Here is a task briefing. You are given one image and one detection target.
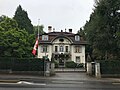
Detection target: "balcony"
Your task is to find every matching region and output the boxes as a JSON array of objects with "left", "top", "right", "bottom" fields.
[{"left": 53, "top": 51, "right": 70, "bottom": 55}]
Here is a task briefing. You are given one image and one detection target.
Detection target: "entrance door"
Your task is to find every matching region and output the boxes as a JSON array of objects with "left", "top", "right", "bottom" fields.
[
  {"left": 59, "top": 53, "right": 65, "bottom": 67},
  {"left": 54, "top": 54, "right": 65, "bottom": 67},
  {"left": 59, "top": 58, "right": 64, "bottom": 67}
]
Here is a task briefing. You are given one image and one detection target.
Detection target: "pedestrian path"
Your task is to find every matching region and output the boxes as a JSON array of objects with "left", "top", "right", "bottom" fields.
[
  {"left": 48, "top": 72, "right": 120, "bottom": 83},
  {"left": 0, "top": 72, "right": 120, "bottom": 83},
  {"left": 55, "top": 68, "right": 86, "bottom": 72}
]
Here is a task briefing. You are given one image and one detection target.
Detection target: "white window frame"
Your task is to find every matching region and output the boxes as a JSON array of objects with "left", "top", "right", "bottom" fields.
[
  {"left": 59, "top": 45, "right": 64, "bottom": 52},
  {"left": 75, "top": 35, "right": 80, "bottom": 41},
  {"left": 65, "top": 46, "right": 68, "bottom": 52},
  {"left": 41, "top": 46, "right": 48, "bottom": 53},
  {"left": 76, "top": 56, "right": 80, "bottom": 63},
  {"left": 75, "top": 46, "right": 82, "bottom": 53},
  {"left": 42, "top": 35, "right": 48, "bottom": 41},
  {"left": 55, "top": 46, "right": 58, "bottom": 52}
]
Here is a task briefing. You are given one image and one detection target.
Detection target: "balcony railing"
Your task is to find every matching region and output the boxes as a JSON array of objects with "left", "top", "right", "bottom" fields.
[{"left": 53, "top": 51, "right": 70, "bottom": 55}]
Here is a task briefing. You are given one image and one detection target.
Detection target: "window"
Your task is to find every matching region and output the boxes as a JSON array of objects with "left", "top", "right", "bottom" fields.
[
  {"left": 59, "top": 38, "right": 64, "bottom": 42},
  {"left": 55, "top": 46, "right": 58, "bottom": 52},
  {"left": 75, "top": 35, "right": 80, "bottom": 41},
  {"left": 60, "top": 45, "right": 64, "bottom": 52},
  {"left": 76, "top": 56, "right": 80, "bottom": 63},
  {"left": 41, "top": 46, "right": 48, "bottom": 53},
  {"left": 75, "top": 46, "right": 82, "bottom": 53},
  {"left": 65, "top": 46, "right": 68, "bottom": 52},
  {"left": 42, "top": 35, "right": 48, "bottom": 41}
]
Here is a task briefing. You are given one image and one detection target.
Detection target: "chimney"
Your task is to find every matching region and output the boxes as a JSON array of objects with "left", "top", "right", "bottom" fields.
[
  {"left": 69, "top": 29, "right": 72, "bottom": 33},
  {"left": 53, "top": 28, "right": 55, "bottom": 32},
  {"left": 65, "top": 28, "right": 66, "bottom": 32},
  {"left": 48, "top": 26, "right": 52, "bottom": 32}
]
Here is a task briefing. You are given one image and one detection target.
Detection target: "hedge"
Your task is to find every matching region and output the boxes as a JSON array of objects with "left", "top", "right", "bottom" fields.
[
  {"left": 65, "top": 61, "right": 84, "bottom": 68},
  {"left": 0, "top": 58, "right": 44, "bottom": 71},
  {"left": 97, "top": 60, "right": 120, "bottom": 74}
]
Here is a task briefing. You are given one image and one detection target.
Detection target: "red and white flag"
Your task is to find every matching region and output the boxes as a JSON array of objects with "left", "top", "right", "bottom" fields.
[{"left": 32, "top": 38, "right": 38, "bottom": 55}]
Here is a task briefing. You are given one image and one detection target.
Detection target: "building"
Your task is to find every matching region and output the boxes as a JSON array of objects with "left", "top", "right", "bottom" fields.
[{"left": 38, "top": 26, "right": 87, "bottom": 67}]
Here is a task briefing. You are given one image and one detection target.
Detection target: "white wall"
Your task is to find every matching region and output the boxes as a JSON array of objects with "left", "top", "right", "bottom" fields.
[
  {"left": 71, "top": 45, "right": 85, "bottom": 64},
  {"left": 38, "top": 38, "right": 86, "bottom": 64},
  {"left": 38, "top": 45, "right": 52, "bottom": 60},
  {"left": 52, "top": 38, "right": 71, "bottom": 53}
]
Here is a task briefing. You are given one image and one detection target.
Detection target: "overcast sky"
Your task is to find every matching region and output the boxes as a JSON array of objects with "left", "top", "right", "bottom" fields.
[{"left": 0, "top": 0, "right": 94, "bottom": 33}]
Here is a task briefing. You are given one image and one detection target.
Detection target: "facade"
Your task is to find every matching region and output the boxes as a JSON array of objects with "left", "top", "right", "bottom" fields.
[{"left": 38, "top": 28, "right": 87, "bottom": 67}]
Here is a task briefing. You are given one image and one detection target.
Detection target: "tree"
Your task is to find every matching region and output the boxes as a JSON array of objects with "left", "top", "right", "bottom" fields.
[
  {"left": 77, "top": 28, "right": 86, "bottom": 40},
  {"left": 84, "top": 0, "right": 120, "bottom": 60},
  {"left": 0, "top": 16, "right": 33, "bottom": 58},
  {"left": 33, "top": 25, "right": 44, "bottom": 36},
  {"left": 13, "top": 5, "right": 33, "bottom": 34}
]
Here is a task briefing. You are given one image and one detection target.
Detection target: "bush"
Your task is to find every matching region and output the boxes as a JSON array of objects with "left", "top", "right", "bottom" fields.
[
  {"left": 0, "top": 57, "right": 44, "bottom": 71},
  {"left": 97, "top": 60, "right": 120, "bottom": 74},
  {"left": 76, "top": 63, "right": 84, "bottom": 68},
  {"left": 65, "top": 61, "right": 77, "bottom": 68},
  {"left": 54, "top": 61, "right": 59, "bottom": 68}
]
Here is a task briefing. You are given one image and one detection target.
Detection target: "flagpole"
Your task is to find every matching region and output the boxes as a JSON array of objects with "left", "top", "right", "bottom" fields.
[
  {"left": 38, "top": 19, "right": 40, "bottom": 39},
  {"left": 32, "top": 19, "right": 40, "bottom": 56},
  {"left": 37, "top": 19, "right": 40, "bottom": 58}
]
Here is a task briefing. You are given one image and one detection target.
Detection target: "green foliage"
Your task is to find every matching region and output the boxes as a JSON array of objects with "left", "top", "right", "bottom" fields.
[
  {"left": 98, "top": 60, "right": 120, "bottom": 74},
  {"left": 76, "top": 63, "right": 84, "bottom": 68},
  {"left": 77, "top": 28, "right": 86, "bottom": 40},
  {"left": 0, "top": 5, "right": 43, "bottom": 58},
  {"left": 84, "top": 0, "right": 120, "bottom": 60},
  {"left": 33, "top": 25, "right": 44, "bottom": 35},
  {"left": 65, "top": 61, "right": 84, "bottom": 68},
  {"left": 0, "top": 58, "right": 44, "bottom": 71},
  {"left": 13, "top": 5, "right": 33, "bottom": 34},
  {"left": 54, "top": 61, "right": 59, "bottom": 68},
  {"left": 0, "top": 16, "right": 33, "bottom": 58},
  {"left": 65, "top": 61, "right": 77, "bottom": 68},
  {"left": 13, "top": 5, "right": 42, "bottom": 58}
]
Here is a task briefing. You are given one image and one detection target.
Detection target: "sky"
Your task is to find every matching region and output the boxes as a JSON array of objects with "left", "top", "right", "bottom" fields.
[{"left": 0, "top": 0, "right": 94, "bottom": 33}]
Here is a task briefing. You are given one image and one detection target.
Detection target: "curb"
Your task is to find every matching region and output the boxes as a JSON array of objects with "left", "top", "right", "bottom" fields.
[
  {"left": 55, "top": 71, "right": 86, "bottom": 73},
  {"left": 0, "top": 80, "right": 20, "bottom": 83}
]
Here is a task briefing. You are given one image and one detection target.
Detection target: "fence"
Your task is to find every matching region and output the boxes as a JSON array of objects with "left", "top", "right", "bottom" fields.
[
  {"left": 87, "top": 60, "right": 120, "bottom": 78},
  {"left": 99, "top": 60, "right": 120, "bottom": 74},
  {"left": 0, "top": 58, "right": 44, "bottom": 72}
]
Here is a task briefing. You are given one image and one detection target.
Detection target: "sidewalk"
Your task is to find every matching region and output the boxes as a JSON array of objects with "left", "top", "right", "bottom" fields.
[
  {"left": 49, "top": 72, "right": 120, "bottom": 82},
  {"left": 55, "top": 68, "right": 86, "bottom": 72},
  {"left": 0, "top": 72, "right": 120, "bottom": 83}
]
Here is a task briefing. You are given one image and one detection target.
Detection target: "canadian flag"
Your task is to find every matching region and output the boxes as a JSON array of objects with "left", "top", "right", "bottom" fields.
[{"left": 32, "top": 38, "right": 38, "bottom": 55}]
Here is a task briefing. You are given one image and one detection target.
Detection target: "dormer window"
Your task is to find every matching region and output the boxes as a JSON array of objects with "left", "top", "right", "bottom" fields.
[
  {"left": 75, "top": 35, "right": 80, "bottom": 41},
  {"left": 42, "top": 35, "right": 48, "bottom": 41}
]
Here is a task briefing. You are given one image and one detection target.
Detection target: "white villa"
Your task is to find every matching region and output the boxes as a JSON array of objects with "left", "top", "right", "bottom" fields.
[{"left": 38, "top": 26, "right": 87, "bottom": 67}]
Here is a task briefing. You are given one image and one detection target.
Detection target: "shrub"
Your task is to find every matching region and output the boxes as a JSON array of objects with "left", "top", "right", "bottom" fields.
[
  {"left": 97, "top": 60, "right": 120, "bottom": 74},
  {"left": 76, "top": 63, "right": 84, "bottom": 68},
  {"left": 0, "top": 57, "right": 44, "bottom": 71},
  {"left": 65, "top": 61, "right": 77, "bottom": 68},
  {"left": 54, "top": 61, "right": 59, "bottom": 68}
]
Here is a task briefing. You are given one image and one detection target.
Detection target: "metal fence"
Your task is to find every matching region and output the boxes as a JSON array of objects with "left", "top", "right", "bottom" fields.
[
  {"left": 0, "top": 58, "right": 44, "bottom": 71},
  {"left": 99, "top": 60, "right": 120, "bottom": 74}
]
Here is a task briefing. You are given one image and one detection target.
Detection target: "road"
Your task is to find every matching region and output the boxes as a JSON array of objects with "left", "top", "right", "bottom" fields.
[{"left": 0, "top": 72, "right": 120, "bottom": 90}]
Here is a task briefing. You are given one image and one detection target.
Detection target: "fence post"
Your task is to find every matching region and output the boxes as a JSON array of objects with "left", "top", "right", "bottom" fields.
[
  {"left": 91, "top": 62, "right": 95, "bottom": 76},
  {"left": 95, "top": 62, "right": 101, "bottom": 78},
  {"left": 86, "top": 62, "right": 92, "bottom": 75},
  {"left": 50, "top": 62, "right": 55, "bottom": 75},
  {"left": 45, "top": 61, "right": 50, "bottom": 76}
]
